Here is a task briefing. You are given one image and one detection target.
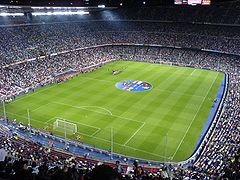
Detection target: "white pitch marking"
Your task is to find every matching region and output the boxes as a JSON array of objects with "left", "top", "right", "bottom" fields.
[
  {"left": 190, "top": 69, "right": 196, "bottom": 76},
  {"left": 14, "top": 84, "right": 56, "bottom": 103},
  {"left": 53, "top": 101, "right": 143, "bottom": 123},
  {"left": 80, "top": 77, "right": 113, "bottom": 83},
  {"left": 6, "top": 112, "right": 48, "bottom": 125},
  {"left": 91, "top": 128, "right": 101, "bottom": 137},
  {"left": 171, "top": 74, "right": 219, "bottom": 159},
  {"left": 80, "top": 106, "right": 113, "bottom": 115},
  {"left": 152, "top": 88, "right": 205, "bottom": 98},
  {"left": 53, "top": 101, "right": 113, "bottom": 116},
  {"left": 45, "top": 116, "right": 57, "bottom": 124},
  {"left": 124, "top": 122, "right": 145, "bottom": 146},
  {"left": 75, "top": 131, "right": 169, "bottom": 159},
  {"left": 31, "top": 102, "right": 51, "bottom": 112}
]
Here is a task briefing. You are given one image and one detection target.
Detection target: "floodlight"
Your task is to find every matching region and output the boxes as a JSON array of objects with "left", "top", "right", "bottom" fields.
[
  {"left": 98, "top": 5, "right": 105, "bottom": 8},
  {"left": 0, "top": 13, "right": 24, "bottom": 16}
]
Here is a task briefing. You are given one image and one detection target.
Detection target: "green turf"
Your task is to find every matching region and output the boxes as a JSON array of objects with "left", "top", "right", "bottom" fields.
[{"left": 0, "top": 60, "right": 224, "bottom": 162}]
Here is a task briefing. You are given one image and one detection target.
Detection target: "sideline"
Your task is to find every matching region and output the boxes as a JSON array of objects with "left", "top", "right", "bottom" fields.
[{"left": 171, "top": 73, "right": 219, "bottom": 160}]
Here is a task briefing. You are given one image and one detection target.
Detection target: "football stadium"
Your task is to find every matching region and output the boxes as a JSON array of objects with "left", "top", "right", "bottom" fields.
[{"left": 0, "top": 0, "right": 239, "bottom": 179}]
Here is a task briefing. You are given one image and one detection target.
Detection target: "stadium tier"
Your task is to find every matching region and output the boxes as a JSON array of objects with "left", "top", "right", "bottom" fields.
[{"left": 0, "top": 3, "right": 239, "bottom": 180}]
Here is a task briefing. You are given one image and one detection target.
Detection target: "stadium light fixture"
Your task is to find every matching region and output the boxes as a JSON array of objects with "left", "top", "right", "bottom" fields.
[
  {"left": 31, "top": 7, "right": 45, "bottom": 9},
  {"left": 32, "top": 11, "right": 89, "bottom": 16},
  {"left": 0, "top": 12, "right": 24, "bottom": 16},
  {"left": 98, "top": 5, "right": 106, "bottom": 8},
  {"left": 52, "top": 7, "right": 62, "bottom": 9}
]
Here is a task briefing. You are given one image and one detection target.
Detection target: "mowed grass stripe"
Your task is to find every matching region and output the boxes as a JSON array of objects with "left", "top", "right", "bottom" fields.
[{"left": 1, "top": 61, "right": 224, "bottom": 161}]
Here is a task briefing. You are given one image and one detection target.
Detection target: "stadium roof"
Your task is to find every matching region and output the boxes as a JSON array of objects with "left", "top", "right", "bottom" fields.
[{"left": 0, "top": 0, "right": 237, "bottom": 7}]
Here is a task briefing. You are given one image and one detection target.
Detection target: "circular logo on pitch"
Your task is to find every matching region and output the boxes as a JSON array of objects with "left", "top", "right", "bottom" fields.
[{"left": 115, "top": 80, "right": 152, "bottom": 92}]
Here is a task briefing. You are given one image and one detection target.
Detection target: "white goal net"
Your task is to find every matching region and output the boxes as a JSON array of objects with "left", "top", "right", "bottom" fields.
[
  {"left": 53, "top": 119, "right": 77, "bottom": 134},
  {"left": 158, "top": 60, "right": 173, "bottom": 66}
]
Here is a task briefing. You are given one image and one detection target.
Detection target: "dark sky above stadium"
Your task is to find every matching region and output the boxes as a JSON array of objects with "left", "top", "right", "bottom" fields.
[{"left": 0, "top": 0, "right": 234, "bottom": 6}]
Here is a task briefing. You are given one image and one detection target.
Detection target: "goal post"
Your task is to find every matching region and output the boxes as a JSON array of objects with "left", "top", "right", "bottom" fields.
[{"left": 53, "top": 118, "right": 77, "bottom": 135}]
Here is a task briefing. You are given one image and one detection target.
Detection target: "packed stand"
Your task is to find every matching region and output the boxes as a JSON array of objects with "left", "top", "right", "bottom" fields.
[{"left": 0, "top": 21, "right": 239, "bottom": 66}]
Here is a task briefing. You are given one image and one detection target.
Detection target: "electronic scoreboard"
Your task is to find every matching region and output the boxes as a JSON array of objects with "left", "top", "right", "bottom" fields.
[{"left": 175, "top": 0, "right": 211, "bottom": 5}]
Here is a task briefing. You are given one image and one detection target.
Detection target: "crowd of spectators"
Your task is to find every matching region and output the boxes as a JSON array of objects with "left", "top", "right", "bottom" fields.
[{"left": 0, "top": 21, "right": 239, "bottom": 67}]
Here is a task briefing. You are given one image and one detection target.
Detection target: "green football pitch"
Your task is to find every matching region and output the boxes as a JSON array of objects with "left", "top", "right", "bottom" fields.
[{"left": 1, "top": 60, "right": 224, "bottom": 162}]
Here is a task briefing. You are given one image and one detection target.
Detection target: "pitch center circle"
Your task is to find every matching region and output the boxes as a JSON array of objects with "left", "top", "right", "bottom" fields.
[{"left": 115, "top": 80, "right": 152, "bottom": 92}]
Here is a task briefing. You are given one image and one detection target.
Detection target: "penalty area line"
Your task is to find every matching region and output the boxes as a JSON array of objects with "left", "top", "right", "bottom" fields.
[
  {"left": 31, "top": 102, "right": 52, "bottom": 112},
  {"left": 53, "top": 101, "right": 113, "bottom": 116},
  {"left": 53, "top": 101, "right": 143, "bottom": 124},
  {"left": 80, "top": 106, "right": 113, "bottom": 115},
  {"left": 123, "top": 122, "right": 145, "bottom": 146}
]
